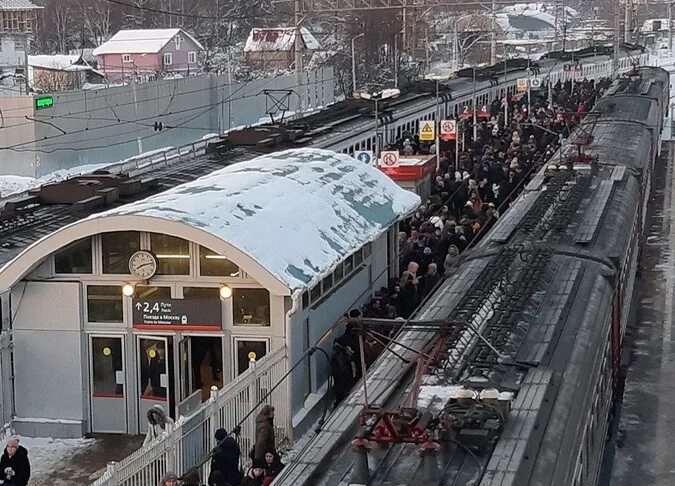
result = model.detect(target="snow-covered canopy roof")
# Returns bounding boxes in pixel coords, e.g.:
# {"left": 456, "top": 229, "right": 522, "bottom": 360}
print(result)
{"left": 244, "top": 28, "right": 320, "bottom": 53}
{"left": 92, "top": 29, "right": 204, "bottom": 56}
{"left": 68, "top": 149, "right": 416, "bottom": 295}
{"left": 0, "top": 0, "right": 41, "bottom": 11}
{"left": 28, "top": 55, "right": 82, "bottom": 71}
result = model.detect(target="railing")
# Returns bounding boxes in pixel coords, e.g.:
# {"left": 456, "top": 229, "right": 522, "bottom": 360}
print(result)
{"left": 91, "top": 346, "right": 290, "bottom": 486}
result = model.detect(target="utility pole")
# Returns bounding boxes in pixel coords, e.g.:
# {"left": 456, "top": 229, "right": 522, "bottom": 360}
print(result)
{"left": 624, "top": 0, "right": 631, "bottom": 44}
{"left": 613, "top": 1, "right": 621, "bottom": 76}
{"left": 394, "top": 34, "right": 399, "bottom": 88}
{"left": 490, "top": 0, "right": 496, "bottom": 65}
{"left": 294, "top": 0, "right": 304, "bottom": 109}
{"left": 669, "top": 0, "right": 673, "bottom": 53}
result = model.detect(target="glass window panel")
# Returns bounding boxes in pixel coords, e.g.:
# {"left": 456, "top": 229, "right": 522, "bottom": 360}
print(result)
{"left": 354, "top": 250, "right": 363, "bottom": 267}
{"left": 54, "top": 238, "right": 92, "bottom": 274}
{"left": 135, "top": 286, "right": 171, "bottom": 300}
{"left": 236, "top": 340, "right": 267, "bottom": 375}
{"left": 151, "top": 234, "right": 190, "bottom": 275}
{"left": 232, "top": 288, "right": 270, "bottom": 326}
{"left": 87, "top": 286, "right": 123, "bottom": 323}
{"left": 91, "top": 337, "right": 123, "bottom": 396}
{"left": 183, "top": 287, "right": 220, "bottom": 299}
{"left": 322, "top": 275, "right": 333, "bottom": 293}
{"left": 102, "top": 231, "right": 140, "bottom": 274}
{"left": 333, "top": 263, "right": 344, "bottom": 283}
{"left": 302, "top": 291, "right": 309, "bottom": 309}
{"left": 344, "top": 255, "right": 354, "bottom": 275}
{"left": 310, "top": 285, "right": 321, "bottom": 304}
{"left": 199, "top": 246, "right": 239, "bottom": 277}
{"left": 363, "top": 243, "right": 371, "bottom": 259}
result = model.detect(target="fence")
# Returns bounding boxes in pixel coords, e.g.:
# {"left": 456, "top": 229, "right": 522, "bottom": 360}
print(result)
{"left": 91, "top": 346, "right": 290, "bottom": 486}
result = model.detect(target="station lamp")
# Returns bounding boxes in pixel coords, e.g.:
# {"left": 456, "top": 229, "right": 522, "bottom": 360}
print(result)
{"left": 219, "top": 285, "right": 233, "bottom": 299}
{"left": 122, "top": 283, "right": 135, "bottom": 297}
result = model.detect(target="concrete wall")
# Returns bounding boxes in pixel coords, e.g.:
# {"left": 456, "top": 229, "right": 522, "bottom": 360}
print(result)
{"left": 0, "top": 67, "right": 334, "bottom": 177}
{"left": 11, "top": 281, "right": 85, "bottom": 438}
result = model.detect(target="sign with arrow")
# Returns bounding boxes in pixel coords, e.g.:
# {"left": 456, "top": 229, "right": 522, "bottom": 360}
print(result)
{"left": 419, "top": 120, "right": 436, "bottom": 141}
{"left": 132, "top": 298, "right": 222, "bottom": 330}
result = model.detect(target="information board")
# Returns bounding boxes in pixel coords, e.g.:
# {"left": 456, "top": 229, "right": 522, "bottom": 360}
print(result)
{"left": 132, "top": 298, "right": 222, "bottom": 330}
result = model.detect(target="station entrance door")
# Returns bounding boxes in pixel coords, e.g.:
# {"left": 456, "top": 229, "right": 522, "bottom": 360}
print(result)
{"left": 137, "top": 336, "right": 175, "bottom": 434}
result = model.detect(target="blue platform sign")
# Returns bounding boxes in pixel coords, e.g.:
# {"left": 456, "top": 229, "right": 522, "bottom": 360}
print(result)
{"left": 355, "top": 150, "right": 374, "bottom": 165}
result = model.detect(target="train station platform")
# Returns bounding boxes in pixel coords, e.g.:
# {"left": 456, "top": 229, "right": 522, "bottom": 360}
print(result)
{"left": 609, "top": 140, "right": 675, "bottom": 485}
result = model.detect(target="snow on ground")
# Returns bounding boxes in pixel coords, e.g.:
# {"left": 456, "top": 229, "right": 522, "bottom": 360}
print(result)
{"left": 19, "top": 436, "right": 96, "bottom": 482}
{"left": 0, "top": 175, "right": 34, "bottom": 198}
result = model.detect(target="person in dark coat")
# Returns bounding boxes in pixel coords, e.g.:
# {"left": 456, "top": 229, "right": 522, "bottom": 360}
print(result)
{"left": 211, "top": 428, "right": 241, "bottom": 485}
{"left": 253, "top": 405, "right": 276, "bottom": 460}
{"left": 0, "top": 436, "right": 30, "bottom": 486}
{"left": 240, "top": 461, "right": 265, "bottom": 486}
{"left": 262, "top": 450, "right": 284, "bottom": 483}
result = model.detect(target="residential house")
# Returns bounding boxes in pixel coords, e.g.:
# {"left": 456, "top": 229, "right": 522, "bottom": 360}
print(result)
{"left": 28, "top": 55, "right": 104, "bottom": 92}
{"left": 244, "top": 27, "right": 320, "bottom": 70}
{"left": 0, "top": 0, "right": 41, "bottom": 92}
{"left": 92, "top": 29, "right": 204, "bottom": 83}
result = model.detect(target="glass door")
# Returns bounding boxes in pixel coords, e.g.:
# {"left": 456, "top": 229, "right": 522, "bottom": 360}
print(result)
{"left": 137, "top": 336, "right": 174, "bottom": 433}
{"left": 90, "top": 336, "right": 126, "bottom": 433}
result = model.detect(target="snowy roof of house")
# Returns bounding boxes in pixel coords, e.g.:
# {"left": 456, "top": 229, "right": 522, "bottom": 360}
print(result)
{"left": 92, "top": 29, "right": 204, "bottom": 56}
{"left": 88, "top": 148, "right": 420, "bottom": 294}
{"left": 28, "top": 55, "right": 82, "bottom": 70}
{"left": 244, "top": 27, "right": 321, "bottom": 53}
{"left": 0, "top": 0, "right": 41, "bottom": 11}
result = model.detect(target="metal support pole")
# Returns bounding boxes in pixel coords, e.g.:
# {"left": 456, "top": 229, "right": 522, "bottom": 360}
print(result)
{"left": 490, "top": 0, "right": 496, "bottom": 65}
{"left": 394, "top": 33, "right": 399, "bottom": 88}
{"left": 669, "top": 1, "right": 673, "bottom": 53}
{"left": 472, "top": 67, "right": 477, "bottom": 142}
{"left": 294, "top": 0, "right": 304, "bottom": 109}
{"left": 374, "top": 99, "right": 379, "bottom": 163}
{"left": 613, "top": 1, "right": 620, "bottom": 76}
{"left": 526, "top": 66, "right": 531, "bottom": 121}
{"left": 351, "top": 34, "right": 363, "bottom": 95}
{"left": 435, "top": 79, "right": 440, "bottom": 171}
{"left": 503, "top": 44, "right": 508, "bottom": 123}
{"left": 624, "top": 1, "right": 630, "bottom": 44}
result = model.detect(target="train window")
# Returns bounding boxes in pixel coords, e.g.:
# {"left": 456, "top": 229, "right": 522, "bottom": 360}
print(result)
{"left": 199, "top": 246, "right": 239, "bottom": 277}
{"left": 102, "top": 231, "right": 140, "bottom": 274}
{"left": 151, "top": 233, "right": 190, "bottom": 275}
{"left": 55, "top": 238, "right": 92, "bottom": 274}
{"left": 87, "top": 285, "right": 123, "bottom": 323}
{"left": 344, "top": 255, "right": 354, "bottom": 275}
{"left": 366, "top": 138, "right": 371, "bottom": 150}
{"left": 232, "top": 288, "right": 270, "bottom": 326}
{"left": 363, "top": 243, "right": 371, "bottom": 260}
{"left": 302, "top": 291, "right": 309, "bottom": 309}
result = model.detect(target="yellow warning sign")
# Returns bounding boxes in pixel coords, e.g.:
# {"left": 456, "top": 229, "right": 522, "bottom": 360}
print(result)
{"left": 419, "top": 120, "right": 435, "bottom": 141}
{"left": 516, "top": 78, "right": 529, "bottom": 93}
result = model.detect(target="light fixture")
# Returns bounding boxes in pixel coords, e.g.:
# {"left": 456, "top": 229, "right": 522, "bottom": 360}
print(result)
{"left": 219, "top": 285, "right": 233, "bottom": 299}
{"left": 122, "top": 283, "right": 135, "bottom": 297}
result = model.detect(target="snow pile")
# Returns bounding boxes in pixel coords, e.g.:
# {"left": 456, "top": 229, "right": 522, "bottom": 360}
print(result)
{"left": 20, "top": 436, "right": 96, "bottom": 482}
{"left": 244, "top": 27, "right": 320, "bottom": 53}
{"left": 0, "top": 175, "right": 34, "bottom": 198}
{"left": 417, "top": 385, "right": 465, "bottom": 410}
{"left": 96, "top": 148, "right": 421, "bottom": 294}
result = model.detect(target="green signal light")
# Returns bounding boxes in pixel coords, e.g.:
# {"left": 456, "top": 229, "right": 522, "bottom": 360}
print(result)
{"left": 35, "top": 96, "right": 54, "bottom": 109}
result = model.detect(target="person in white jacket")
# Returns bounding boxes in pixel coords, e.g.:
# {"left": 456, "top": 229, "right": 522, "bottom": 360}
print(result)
{"left": 143, "top": 404, "right": 174, "bottom": 447}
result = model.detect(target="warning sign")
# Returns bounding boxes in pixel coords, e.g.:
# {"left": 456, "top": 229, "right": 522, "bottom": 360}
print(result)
{"left": 355, "top": 150, "right": 374, "bottom": 165}
{"left": 419, "top": 120, "right": 435, "bottom": 141}
{"left": 380, "top": 150, "right": 400, "bottom": 168}
{"left": 440, "top": 119, "right": 457, "bottom": 141}
{"left": 516, "top": 78, "right": 529, "bottom": 92}
{"left": 530, "top": 78, "right": 541, "bottom": 89}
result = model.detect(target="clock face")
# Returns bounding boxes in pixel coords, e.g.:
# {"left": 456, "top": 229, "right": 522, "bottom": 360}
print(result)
{"left": 129, "top": 251, "right": 158, "bottom": 279}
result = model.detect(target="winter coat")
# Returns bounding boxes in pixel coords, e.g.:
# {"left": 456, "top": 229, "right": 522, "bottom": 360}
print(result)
{"left": 0, "top": 446, "right": 30, "bottom": 486}
{"left": 264, "top": 457, "right": 285, "bottom": 478}
{"left": 254, "top": 409, "right": 276, "bottom": 460}
{"left": 211, "top": 437, "right": 241, "bottom": 485}
{"left": 240, "top": 470, "right": 264, "bottom": 486}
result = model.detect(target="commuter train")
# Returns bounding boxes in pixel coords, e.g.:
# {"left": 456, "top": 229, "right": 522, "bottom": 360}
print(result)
{"left": 309, "top": 48, "right": 648, "bottom": 157}
{"left": 273, "top": 63, "right": 668, "bottom": 486}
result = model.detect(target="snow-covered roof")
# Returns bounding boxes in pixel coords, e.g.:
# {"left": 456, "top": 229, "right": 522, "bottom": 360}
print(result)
{"left": 244, "top": 28, "right": 320, "bottom": 53}
{"left": 92, "top": 29, "right": 204, "bottom": 56}
{"left": 89, "top": 148, "right": 420, "bottom": 294}
{"left": 0, "top": 0, "right": 41, "bottom": 11}
{"left": 28, "top": 55, "right": 82, "bottom": 71}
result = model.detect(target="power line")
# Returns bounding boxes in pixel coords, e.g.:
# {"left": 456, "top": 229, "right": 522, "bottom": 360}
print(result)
{"left": 104, "top": 0, "right": 276, "bottom": 20}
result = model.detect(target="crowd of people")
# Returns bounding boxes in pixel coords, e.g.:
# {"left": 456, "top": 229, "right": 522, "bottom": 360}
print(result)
{"left": 360, "top": 77, "right": 608, "bottom": 321}
{"left": 158, "top": 405, "right": 283, "bottom": 486}
{"left": 330, "top": 77, "right": 611, "bottom": 408}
